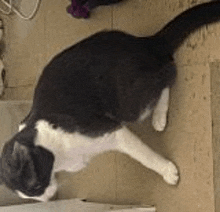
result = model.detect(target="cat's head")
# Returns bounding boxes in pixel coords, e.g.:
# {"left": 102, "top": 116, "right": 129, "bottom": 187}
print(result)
{"left": 0, "top": 138, "right": 57, "bottom": 202}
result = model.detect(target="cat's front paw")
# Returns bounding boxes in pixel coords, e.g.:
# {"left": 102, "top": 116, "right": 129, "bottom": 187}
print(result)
{"left": 152, "top": 110, "right": 167, "bottom": 131}
{"left": 162, "top": 161, "right": 179, "bottom": 185}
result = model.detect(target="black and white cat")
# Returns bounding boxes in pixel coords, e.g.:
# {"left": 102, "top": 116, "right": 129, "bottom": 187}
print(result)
{"left": 0, "top": 1, "right": 220, "bottom": 202}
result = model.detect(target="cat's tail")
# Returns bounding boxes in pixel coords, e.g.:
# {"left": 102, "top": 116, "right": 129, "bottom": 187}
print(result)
{"left": 154, "top": 1, "right": 220, "bottom": 54}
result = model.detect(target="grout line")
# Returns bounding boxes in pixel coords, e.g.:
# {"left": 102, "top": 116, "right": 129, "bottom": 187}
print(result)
{"left": 209, "top": 61, "right": 220, "bottom": 212}
{"left": 5, "top": 83, "right": 34, "bottom": 88}
{"left": 115, "top": 152, "right": 118, "bottom": 203}
{"left": 111, "top": 7, "right": 113, "bottom": 29}
{"left": 175, "top": 61, "right": 211, "bottom": 67}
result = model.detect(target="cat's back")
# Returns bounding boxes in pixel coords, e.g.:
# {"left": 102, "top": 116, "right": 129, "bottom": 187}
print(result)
{"left": 41, "top": 30, "right": 150, "bottom": 76}
{"left": 27, "top": 30, "right": 169, "bottom": 135}
{"left": 32, "top": 31, "right": 152, "bottom": 111}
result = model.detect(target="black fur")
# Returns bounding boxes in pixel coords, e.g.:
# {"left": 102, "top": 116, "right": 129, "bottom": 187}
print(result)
{"left": 25, "top": 31, "right": 176, "bottom": 137}
{"left": 1, "top": 1, "right": 220, "bottom": 199}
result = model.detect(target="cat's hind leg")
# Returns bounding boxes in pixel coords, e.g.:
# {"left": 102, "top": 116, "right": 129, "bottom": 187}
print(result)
{"left": 152, "top": 87, "right": 170, "bottom": 131}
{"left": 115, "top": 127, "right": 179, "bottom": 185}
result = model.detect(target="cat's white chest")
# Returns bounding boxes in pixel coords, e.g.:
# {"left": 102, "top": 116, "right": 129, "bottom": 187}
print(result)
{"left": 34, "top": 120, "right": 117, "bottom": 172}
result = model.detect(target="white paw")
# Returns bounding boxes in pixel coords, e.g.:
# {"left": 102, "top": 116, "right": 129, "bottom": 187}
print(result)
{"left": 152, "top": 110, "right": 167, "bottom": 131}
{"left": 162, "top": 161, "right": 179, "bottom": 185}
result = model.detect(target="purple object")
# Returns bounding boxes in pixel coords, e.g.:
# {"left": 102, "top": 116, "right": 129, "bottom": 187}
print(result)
{"left": 67, "top": 0, "right": 90, "bottom": 19}
{"left": 67, "top": 0, "right": 124, "bottom": 19}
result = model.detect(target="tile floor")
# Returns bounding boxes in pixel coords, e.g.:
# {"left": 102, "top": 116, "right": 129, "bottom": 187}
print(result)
{"left": 0, "top": 0, "right": 220, "bottom": 211}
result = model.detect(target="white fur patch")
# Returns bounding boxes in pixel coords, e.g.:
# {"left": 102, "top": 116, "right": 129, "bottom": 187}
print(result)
{"left": 34, "top": 121, "right": 179, "bottom": 185}
{"left": 35, "top": 120, "right": 118, "bottom": 172}
{"left": 152, "top": 87, "right": 170, "bottom": 131}
{"left": 18, "top": 123, "right": 26, "bottom": 132}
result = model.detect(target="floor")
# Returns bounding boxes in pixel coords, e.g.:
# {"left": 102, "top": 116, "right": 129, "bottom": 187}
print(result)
{"left": 0, "top": 0, "right": 219, "bottom": 211}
